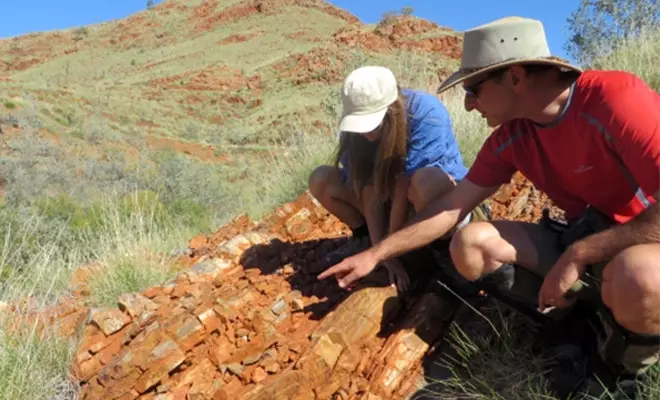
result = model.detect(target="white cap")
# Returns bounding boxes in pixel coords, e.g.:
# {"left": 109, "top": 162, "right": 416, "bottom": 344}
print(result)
{"left": 338, "top": 66, "right": 398, "bottom": 134}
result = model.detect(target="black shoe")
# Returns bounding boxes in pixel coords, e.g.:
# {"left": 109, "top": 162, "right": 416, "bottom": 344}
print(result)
{"left": 573, "top": 372, "right": 640, "bottom": 399}
{"left": 565, "top": 314, "right": 641, "bottom": 400}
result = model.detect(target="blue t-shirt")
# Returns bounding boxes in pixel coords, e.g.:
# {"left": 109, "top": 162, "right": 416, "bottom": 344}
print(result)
{"left": 340, "top": 88, "right": 468, "bottom": 184}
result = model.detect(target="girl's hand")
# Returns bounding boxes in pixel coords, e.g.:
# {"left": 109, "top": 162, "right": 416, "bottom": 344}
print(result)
{"left": 384, "top": 259, "right": 410, "bottom": 292}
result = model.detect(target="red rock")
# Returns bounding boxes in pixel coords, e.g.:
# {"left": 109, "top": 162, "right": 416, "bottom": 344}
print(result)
{"left": 195, "top": 307, "right": 224, "bottom": 333}
{"left": 188, "top": 234, "right": 208, "bottom": 250}
{"left": 213, "top": 377, "right": 242, "bottom": 400}
{"left": 118, "top": 293, "right": 158, "bottom": 318}
{"left": 208, "top": 335, "right": 233, "bottom": 366}
{"left": 165, "top": 314, "right": 206, "bottom": 351}
{"left": 169, "top": 357, "right": 214, "bottom": 391}
{"left": 142, "top": 286, "right": 166, "bottom": 299}
{"left": 262, "top": 359, "right": 280, "bottom": 374}
{"left": 251, "top": 367, "right": 267, "bottom": 384}
{"left": 89, "top": 308, "right": 131, "bottom": 336}
{"left": 134, "top": 347, "right": 186, "bottom": 393}
{"left": 96, "top": 333, "right": 124, "bottom": 365}
{"left": 116, "top": 389, "right": 140, "bottom": 400}
{"left": 77, "top": 324, "right": 106, "bottom": 354}
{"left": 73, "top": 355, "right": 102, "bottom": 382}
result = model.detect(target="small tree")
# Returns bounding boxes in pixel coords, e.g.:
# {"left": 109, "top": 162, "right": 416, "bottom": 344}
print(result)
{"left": 146, "top": 0, "right": 155, "bottom": 9}
{"left": 565, "top": 0, "right": 659, "bottom": 66}
{"left": 381, "top": 10, "right": 398, "bottom": 25}
{"left": 400, "top": 6, "right": 414, "bottom": 17}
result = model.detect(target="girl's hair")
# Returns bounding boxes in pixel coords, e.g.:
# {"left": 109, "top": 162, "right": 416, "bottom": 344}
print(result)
{"left": 334, "top": 90, "right": 408, "bottom": 201}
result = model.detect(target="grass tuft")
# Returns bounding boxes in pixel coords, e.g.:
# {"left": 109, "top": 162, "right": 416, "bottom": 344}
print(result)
{"left": 422, "top": 303, "right": 557, "bottom": 400}
{"left": 0, "top": 322, "right": 78, "bottom": 400}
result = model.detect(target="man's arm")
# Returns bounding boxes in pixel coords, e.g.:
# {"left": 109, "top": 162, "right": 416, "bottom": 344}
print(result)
{"left": 371, "top": 178, "right": 498, "bottom": 262}
{"left": 570, "top": 191, "right": 660, "bottom": 265}
{"left": 317, "top": 178, "right": 498, "bottom": 288}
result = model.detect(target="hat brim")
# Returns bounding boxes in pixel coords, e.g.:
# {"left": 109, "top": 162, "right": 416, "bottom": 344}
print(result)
{"left": 338, "top": 108, "right": 388, "bottom": 134}
{"left": 436, "top": 57, "right": 583, "bottom": 95}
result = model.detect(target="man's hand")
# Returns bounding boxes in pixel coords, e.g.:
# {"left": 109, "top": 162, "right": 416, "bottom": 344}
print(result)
{"left": 538, "top": 249, "right": 587, "bottom": 312}
{"left": 317, "top": 249, "right": 379, "bottom": 289}
{"left": 383, "top": 258, "right": 410, "bottom": 292}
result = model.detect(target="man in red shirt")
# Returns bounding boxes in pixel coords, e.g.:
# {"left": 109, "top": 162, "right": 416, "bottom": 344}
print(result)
{"left": 318, "top": 16, "right": 660, "bottom": 397}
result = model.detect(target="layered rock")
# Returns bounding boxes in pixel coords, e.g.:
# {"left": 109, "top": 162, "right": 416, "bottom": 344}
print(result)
{"left": 71, "top": 191, "right": 458, "bottom": 400}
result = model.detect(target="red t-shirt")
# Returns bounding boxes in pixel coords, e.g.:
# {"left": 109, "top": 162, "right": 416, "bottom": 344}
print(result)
{"left": 467, "top": 70, "right": 660, "bottom": 224}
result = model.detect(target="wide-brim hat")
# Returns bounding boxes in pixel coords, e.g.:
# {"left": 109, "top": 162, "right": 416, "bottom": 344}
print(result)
{"left": 436, "top": 17, "right": 584, "bottom": 94}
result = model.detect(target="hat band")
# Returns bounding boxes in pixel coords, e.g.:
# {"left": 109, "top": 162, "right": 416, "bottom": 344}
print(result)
{"left": 459, "top": 55, "right": 577, "bottom": 75}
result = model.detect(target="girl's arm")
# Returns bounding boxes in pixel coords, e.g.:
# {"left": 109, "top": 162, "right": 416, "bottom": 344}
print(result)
{"left": 361, "top": 185, "right": 387, "bottom": 246}
{"left": 383, "top": 174, "right": 412, "bottom": 291}
{"left": 388, "top": 174, "right": 411, "bottom": 235}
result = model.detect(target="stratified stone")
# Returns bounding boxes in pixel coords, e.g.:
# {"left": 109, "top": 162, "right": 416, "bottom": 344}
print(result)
{"left": 70, "top": 190, "right": 471, "bottom": 400}
{"left": 311, "top": 334, "right": 343, "bottom": 370}
{"left": 89, "top": 308, "right": 131, "bottom": 336}
{"left": 217, "top": 235, "right": 253, "bottom": 259}
{"left": 251, "top": 367, "right": 267, "bottom": 384}
{"left": 165, "top": 313, "right": 206, "bottom": 351}
{"left": 118, "top": 293, "right": 158, "bottom": 319}
{"left": 191, "top": 258, "right": 233, "bottom": 278}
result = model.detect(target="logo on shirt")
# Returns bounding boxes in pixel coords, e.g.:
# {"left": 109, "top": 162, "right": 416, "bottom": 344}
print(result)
{"left": 574, "top": 165, "right": 594, "bottom": 173}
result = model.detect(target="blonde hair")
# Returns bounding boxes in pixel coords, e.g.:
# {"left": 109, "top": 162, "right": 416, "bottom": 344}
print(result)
{"left": 334, "top": 91, "right": 408, "bottom": 201}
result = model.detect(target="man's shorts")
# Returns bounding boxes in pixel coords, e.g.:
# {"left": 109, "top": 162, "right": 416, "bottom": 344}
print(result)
{"left": 498, "top": 207, "right": 660, "bottom": 376}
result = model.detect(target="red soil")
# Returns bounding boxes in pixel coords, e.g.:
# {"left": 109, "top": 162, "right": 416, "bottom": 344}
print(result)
{"left": 273, "top": 48, "right": 348, "bottom": 85}
{"left": 147, "top": 65, "right": 262, "bottom": 94}
{"left": 332, "top": 17, "right": 462, "bottom": 59}
{"left": 191, "top": 0, "right": 358, "bottom": 34}
{"left": 146, "top": 136, "right": 230, "bottom": 163}
{"left": 217, "top": 31, "right": 264, "bottom": 45}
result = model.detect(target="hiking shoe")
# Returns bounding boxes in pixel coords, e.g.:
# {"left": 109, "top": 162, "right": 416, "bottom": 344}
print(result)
{"left": 573, "top": 373, "right": 640, "bottom": 399}
{"left": 566, "top": 323, "right": 642, "bottom": 400}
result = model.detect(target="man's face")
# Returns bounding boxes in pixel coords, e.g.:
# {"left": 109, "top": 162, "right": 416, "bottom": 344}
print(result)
{"left": 462, "top": 68, "right": 518, "bottom": 127}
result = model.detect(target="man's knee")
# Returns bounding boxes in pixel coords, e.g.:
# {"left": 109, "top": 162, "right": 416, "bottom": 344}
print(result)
{"left": 407, "top": 167, "right": 455, "bottom": 210}
{"left": 602, "top": 244, "right": 660, "bottom": 335}
{"left": 449, "top": 221, "right": 498, "bottom": 281}
{"left": 308, "top": 165, "right": 337, "bottom": 199}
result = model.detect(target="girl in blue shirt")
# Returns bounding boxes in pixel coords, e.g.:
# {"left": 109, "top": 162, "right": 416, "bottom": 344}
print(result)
{"left": 308, "top": 66, "right": 471, "bottom": 290}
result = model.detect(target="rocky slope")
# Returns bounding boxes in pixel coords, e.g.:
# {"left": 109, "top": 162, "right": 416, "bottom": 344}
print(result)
{"left": 64, "top": 172, "right": 557, "bottom": 400}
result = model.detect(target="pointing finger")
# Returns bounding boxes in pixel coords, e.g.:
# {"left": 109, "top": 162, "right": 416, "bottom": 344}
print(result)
{"left": 317, "top": 260, "right": 348, "bottom": 280}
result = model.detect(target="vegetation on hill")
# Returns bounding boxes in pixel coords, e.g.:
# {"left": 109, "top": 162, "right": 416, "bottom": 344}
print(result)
{"left": 0, "top": 0, "right": 658, "bottom": 399}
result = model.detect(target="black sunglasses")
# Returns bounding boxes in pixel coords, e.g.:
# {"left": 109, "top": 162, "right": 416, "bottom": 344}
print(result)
{"left": 463, "top": 68, "right": 509, "bottom": 97}
{"left": 463, "top": 75, "right": 490, "bottom": 97}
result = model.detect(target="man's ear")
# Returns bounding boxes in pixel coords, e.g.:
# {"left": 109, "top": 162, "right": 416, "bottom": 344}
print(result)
{"left": 509, "top": 65, "right": 524, "bottom": 86}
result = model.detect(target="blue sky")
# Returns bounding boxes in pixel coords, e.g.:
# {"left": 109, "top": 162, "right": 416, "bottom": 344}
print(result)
{"left": 1, "top": 0, "right": 580, "bottom": 61}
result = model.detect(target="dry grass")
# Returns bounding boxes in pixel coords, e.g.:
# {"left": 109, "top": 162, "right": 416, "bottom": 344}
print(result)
{"left": 422, "top": 302, "right": 557, "bottom": 400}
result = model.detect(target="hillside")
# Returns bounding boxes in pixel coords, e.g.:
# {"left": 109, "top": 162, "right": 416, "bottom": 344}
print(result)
{"left": 0, "top": 0, "right": 466, "bottom": 241}
{"left": 0, "top": 0, "right": 461, "bottom": 177}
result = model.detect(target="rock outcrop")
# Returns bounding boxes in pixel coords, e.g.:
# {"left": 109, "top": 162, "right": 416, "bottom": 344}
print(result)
{"left": 71, "top": 191, "right": 459, "bottom": 400}
{"left": 70, "top": 174, "right": 558, "bottom": 400}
